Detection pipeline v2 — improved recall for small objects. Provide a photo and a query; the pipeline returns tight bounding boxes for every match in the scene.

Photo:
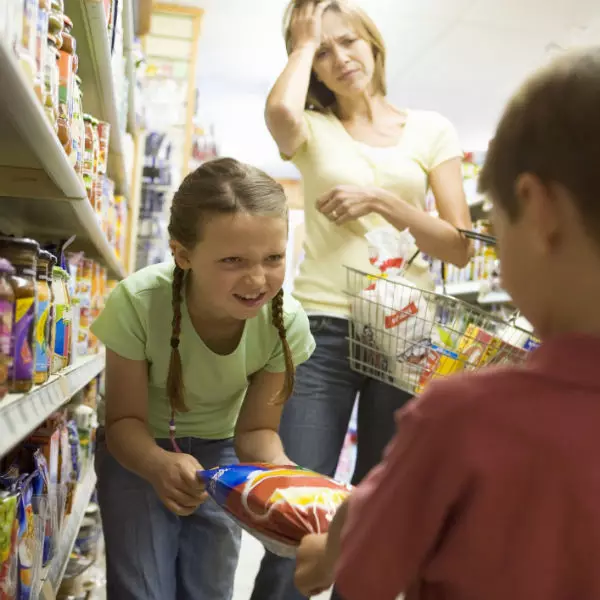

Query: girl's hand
[148,452,208,516]
[290,1,329,51]
[294,533,335,596]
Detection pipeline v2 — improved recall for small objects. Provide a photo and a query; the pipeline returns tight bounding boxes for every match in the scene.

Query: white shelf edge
[436,281,482,296]
[75,0,129,197]
[478,290,512,305]
[123,0,137,135]
[0,40,87,200]
[45,467,98,593]
[72,199,127,278]
[0,352,105,458]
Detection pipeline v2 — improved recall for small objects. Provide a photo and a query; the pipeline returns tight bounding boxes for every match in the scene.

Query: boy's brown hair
[479,46,600,243]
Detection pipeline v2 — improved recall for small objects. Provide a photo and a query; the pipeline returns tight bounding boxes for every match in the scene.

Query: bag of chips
[199,463,352,558]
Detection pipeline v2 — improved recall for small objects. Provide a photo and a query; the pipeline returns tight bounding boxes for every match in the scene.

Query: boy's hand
[294,533,334,596]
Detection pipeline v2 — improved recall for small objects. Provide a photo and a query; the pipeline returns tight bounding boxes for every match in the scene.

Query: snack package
[0,491,19,600]
[351,228,435,359]
[17,473,36,600]
[199,464,352,558]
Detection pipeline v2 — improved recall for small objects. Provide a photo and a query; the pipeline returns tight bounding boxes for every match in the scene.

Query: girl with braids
[90,157,315,600]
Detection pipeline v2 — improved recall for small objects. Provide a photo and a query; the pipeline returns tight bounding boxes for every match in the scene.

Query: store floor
[92,531,330,599]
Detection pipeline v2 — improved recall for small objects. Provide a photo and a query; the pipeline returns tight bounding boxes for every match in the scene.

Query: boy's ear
[515,173,561,254]
[169,240,192,270]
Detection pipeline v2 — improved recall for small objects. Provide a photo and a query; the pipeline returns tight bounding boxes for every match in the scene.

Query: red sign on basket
[384,302,418,329]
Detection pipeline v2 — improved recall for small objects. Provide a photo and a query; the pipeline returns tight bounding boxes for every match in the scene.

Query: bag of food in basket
[351,227,436,366]
[198,464,352,558]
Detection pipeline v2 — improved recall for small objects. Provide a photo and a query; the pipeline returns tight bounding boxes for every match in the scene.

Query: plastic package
[0,260,15,401]
[200,463,352,558]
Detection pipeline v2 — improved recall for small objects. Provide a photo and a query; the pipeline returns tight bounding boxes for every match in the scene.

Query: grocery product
[34,251,53,385]
[44,35,60,131]
[0,260,15,401]
[97,121,110,175]
[51,267,70,373]
[34,0,50,105]
[0,491,19,600]
[200,463,352,558]
[0,237,39,394]
[57,14,76,157]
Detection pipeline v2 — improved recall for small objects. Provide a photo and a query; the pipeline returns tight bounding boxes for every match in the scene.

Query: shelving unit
[0,39,126,279]
[0,353,105,457]
[65,0,129,198]
[42,467,98,597]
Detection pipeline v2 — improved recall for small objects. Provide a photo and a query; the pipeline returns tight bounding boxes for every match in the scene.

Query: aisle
[233,533,331,600]
[92,532,330,599]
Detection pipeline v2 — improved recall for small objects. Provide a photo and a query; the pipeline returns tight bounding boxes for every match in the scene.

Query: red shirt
[336,334,600,600]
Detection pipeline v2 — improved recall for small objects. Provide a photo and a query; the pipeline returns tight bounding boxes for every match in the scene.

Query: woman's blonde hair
[167,158,295,414]
[283,0,387,112]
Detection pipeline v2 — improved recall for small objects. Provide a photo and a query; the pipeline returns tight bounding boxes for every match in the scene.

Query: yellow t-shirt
[288,109,462,317]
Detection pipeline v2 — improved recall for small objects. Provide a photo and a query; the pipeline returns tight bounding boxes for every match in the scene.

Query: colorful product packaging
[0,491,19,600]
[200,464,352,558]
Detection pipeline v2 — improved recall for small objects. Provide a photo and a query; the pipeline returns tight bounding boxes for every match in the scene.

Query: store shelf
[0,353,105,458]
[0,40,86,201]
[124,0,138,134]
[66,0,129,198]
[44,467,98,594]
[436,281,482,297]
[0,40,126,279]
[478,290,512,305]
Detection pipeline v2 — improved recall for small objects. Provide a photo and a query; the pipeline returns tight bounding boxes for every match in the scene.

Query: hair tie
[170,336,180,349]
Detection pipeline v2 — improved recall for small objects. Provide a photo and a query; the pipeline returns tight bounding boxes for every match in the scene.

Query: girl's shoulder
[118,261,175,298]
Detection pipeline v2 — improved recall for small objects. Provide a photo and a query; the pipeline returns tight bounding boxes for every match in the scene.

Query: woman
[91,158,315,600]
[252,1,472,599]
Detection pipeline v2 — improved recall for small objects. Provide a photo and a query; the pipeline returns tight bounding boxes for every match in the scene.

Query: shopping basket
[345,229,537,396]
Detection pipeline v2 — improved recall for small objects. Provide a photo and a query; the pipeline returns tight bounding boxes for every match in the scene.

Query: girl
[253,1,472,598]
[91,157,315,600]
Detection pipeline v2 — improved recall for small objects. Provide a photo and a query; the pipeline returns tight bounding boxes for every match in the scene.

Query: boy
[294,46,600,600]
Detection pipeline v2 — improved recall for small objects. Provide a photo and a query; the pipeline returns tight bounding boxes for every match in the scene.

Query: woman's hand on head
[290,1,329,52]
[148,451,208,516]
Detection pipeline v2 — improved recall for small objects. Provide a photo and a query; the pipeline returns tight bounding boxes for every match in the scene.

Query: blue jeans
[251,316,413,600]
[95,430,241,600]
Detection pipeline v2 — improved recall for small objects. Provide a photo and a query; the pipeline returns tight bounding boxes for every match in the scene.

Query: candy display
[200,464,352,558]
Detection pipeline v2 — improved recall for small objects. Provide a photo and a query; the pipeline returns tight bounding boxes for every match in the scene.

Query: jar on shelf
[34,0,51,106]
[51,266,71,373]
[48,0,64,50]
[72,76,84,176]
[44,34,60,131]
[0,237,40,394]
[83,114,94,203]
[34,250,53,385]
[19,0,39,85]
[97,121,110,175]
[57,15,75,157]
[91,118,101,212]
[0,259,16,401]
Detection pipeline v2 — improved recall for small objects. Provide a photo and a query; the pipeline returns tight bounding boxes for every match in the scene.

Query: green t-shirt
[90,261,315,439]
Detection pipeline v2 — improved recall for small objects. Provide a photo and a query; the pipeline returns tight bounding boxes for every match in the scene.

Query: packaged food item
[44,35,60,130]
[83,115,95,204]
[48,0,64,49]
[34,0,50,105]
[0,490,19,600]
[200,464,352,558]
[414,343,465,394]
[72,76,84,175]
[32,451,54,567]
[351,228,436,373]
[97,121,110,175]
[456,324,495,369]
[57,15,75,157]
[0,260,15,401]
[34,251,52,385]
[18,0,38,83]
[51,267,70,373]
[0,237,39,394]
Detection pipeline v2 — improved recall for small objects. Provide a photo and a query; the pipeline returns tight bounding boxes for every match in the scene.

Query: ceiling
[167,0,600,178]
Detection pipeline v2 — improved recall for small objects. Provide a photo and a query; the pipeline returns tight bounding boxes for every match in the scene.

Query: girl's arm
[265,2,327,157]
[105,349,207,515]
[104,349,166,479]
[234,370,291,465]
[375,157,473,267]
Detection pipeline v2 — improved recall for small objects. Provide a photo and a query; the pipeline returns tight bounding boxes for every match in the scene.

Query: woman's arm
[376,158,473,267]
[234,370,291,465]
[265,2,327,157]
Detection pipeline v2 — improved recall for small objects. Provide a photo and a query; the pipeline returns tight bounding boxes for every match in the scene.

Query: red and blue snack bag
[199,463,352,558]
